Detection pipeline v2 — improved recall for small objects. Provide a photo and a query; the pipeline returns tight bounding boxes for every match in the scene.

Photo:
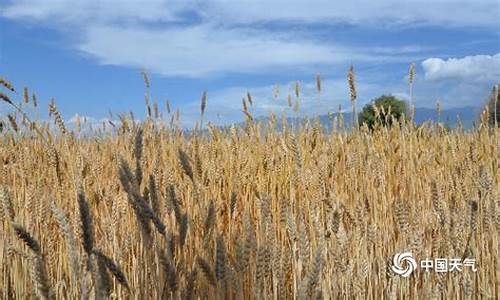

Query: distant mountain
[412,106,481,129]
[232,106,482,130]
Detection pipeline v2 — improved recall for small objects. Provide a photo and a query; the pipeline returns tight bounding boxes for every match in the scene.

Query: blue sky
[1,0,499,127]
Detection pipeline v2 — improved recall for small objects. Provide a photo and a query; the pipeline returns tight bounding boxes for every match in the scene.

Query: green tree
[359,95,406,130]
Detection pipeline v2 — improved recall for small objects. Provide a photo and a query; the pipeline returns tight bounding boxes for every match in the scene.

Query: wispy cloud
[1,0,184,23]
[3,0,499,28]
[78,24,359,77]
[76,24,422,77]
[200,0,500,28]
[2,0,497,77]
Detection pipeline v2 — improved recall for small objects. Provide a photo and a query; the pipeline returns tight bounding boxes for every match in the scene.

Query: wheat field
[0,76,498,299]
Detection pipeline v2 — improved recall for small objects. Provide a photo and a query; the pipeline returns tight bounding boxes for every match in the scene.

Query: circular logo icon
[391,252,417,277]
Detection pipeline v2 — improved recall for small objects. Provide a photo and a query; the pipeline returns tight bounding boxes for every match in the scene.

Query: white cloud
[406,54,499,108]
[76,24,410,77]
[78,25,339,77]
[68,113,110,127]
[422,54,500,82]
[1,1,498,77]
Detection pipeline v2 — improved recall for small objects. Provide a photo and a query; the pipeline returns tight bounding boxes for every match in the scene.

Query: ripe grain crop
[0,74,498,299]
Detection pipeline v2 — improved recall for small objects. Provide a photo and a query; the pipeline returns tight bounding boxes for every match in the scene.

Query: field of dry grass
[0,76,498,299]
